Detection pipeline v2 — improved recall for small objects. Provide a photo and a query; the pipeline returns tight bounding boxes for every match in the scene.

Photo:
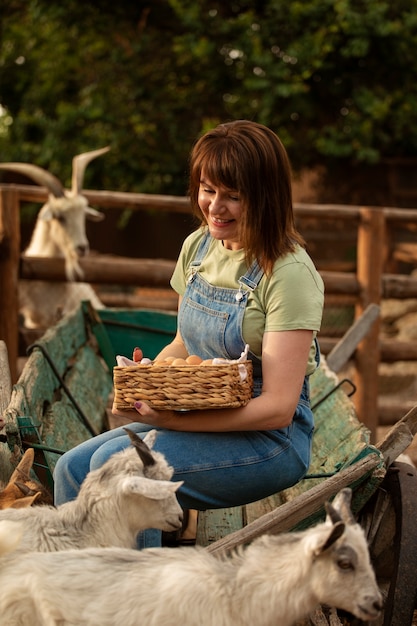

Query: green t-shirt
[171,228,325,375]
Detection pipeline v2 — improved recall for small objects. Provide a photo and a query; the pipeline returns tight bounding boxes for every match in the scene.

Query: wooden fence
[1,183,417,441]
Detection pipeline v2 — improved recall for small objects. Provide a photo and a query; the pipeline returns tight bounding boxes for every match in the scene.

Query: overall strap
[189,229,264,295]
[190,230,212,269]
[239,260,264,291]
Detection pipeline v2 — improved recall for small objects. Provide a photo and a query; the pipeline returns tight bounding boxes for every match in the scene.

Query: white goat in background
[0,429,183,553]
[0,147,109,329]
[0,489,383,626]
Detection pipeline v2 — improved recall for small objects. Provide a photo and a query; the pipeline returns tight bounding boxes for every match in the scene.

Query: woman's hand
[111,399,177,429]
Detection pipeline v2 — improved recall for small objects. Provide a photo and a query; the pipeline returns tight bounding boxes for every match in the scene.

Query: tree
[1,0,417,200]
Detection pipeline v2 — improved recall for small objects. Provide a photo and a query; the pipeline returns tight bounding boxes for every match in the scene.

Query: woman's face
[198,173,243,250]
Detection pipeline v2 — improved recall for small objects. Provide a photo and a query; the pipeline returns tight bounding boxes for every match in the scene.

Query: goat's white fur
[0,489,382,626]
[0,429,183,554]
[0,148,109,328]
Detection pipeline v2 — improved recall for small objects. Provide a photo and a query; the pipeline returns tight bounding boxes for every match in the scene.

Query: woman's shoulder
[274,244,319,271]
[270,245,324,290]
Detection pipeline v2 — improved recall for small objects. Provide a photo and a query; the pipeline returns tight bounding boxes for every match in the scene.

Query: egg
[172,358,188,366]
[153,359,169,366]
[200,359,214,366]
[164,356,177,364]
[133,347,143,363]
[186,355,203,365]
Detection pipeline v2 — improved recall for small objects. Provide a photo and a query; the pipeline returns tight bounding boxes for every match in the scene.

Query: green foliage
[1,0,417,194]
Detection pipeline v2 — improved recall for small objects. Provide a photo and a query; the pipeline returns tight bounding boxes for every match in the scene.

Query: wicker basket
[113,361,253,410]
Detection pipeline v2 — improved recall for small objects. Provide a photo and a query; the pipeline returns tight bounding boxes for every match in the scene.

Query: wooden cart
[1,301,417,625]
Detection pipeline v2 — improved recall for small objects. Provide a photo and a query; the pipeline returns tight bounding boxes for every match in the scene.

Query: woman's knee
[89,435,131,470]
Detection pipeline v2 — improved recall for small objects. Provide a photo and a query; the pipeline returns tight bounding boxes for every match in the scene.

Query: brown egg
[172,358,188,366]
[153,359,169,366]
[164,356,176,364]
[133,347,143,363]
[186,355,203,365]
[200,359,214,366]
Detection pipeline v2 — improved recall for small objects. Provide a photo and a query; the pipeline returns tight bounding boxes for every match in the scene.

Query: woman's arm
[113,328,314,432]
[143,296,189,362]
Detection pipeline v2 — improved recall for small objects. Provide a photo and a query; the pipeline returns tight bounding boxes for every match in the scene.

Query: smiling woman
[197,177,242,249]
[188,120,300,274]
[54,120,324,549]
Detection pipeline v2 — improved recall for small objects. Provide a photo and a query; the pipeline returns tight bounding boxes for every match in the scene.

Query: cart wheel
[360,461,417,626]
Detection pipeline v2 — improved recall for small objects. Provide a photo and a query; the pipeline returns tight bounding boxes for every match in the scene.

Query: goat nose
[77,244,89,257]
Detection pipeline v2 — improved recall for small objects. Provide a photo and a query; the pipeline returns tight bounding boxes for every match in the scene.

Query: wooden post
[355,207,385,441]
[0,186,20,383]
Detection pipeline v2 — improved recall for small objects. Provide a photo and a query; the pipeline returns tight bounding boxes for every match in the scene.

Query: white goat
[0,489,382,626]
[0,429,183,553]
[0,147,109,328]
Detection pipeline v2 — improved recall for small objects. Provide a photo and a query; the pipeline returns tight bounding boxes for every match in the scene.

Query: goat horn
[71,146,110,195]
[123,428,156,467]
[0,163,65,198]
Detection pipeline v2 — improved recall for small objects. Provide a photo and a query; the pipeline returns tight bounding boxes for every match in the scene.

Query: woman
[54,120,324,546]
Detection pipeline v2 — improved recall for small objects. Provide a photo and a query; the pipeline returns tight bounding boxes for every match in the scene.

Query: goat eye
[337,558,354,571]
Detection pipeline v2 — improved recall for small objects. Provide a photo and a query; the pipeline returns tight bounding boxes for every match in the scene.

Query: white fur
[15,151,109,328]
[20,194,104,328]
[0,430,183,554]
[0,490,382,626]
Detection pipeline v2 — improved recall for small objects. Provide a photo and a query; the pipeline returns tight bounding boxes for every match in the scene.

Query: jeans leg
[53,423,155,504]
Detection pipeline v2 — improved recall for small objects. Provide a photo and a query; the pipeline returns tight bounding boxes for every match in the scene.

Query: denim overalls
[54,232,317,545]
[178,231,264,397]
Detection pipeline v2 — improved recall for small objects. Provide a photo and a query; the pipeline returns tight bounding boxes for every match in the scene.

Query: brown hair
[189,120,305,275]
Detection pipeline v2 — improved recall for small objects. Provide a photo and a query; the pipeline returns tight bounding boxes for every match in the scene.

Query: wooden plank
[20,255,176,288]
[205,453,383,554]
[0,340,14,483]
[0,187,20,383]
[0,340,11,417]
[3,306,112,462]
[11,183,417,221]
[355,208,384,439]
[196,508,245,546]
[376,405,417,465]
[383,273,417,298]
[325,303,380,373]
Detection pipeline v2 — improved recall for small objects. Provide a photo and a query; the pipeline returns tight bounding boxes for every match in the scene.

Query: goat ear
[331,488,356,525]
[9,448,35,483]
[10,492,42,508]
[311,521,346,557]
[325,501,342,525]
[85,207,105,222]
[325,488,355,526]
[143,429,157,449]
[121,476,183,500]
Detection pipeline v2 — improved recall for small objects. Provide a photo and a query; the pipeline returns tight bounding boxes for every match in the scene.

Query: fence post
[354,207,385,441]
[0,186,20,383]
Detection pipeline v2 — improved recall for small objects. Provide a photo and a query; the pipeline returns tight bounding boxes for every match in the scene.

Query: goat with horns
[0,147,109,329]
